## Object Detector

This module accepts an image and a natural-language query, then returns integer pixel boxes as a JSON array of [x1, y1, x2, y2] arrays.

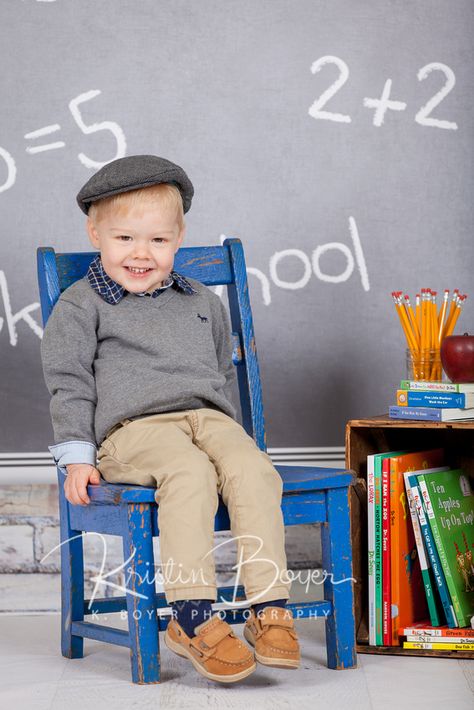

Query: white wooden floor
[[0, 610, 472, 710]]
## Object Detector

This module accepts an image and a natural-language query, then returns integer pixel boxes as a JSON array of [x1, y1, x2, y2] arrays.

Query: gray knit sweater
[[41, 275, 238, 470]]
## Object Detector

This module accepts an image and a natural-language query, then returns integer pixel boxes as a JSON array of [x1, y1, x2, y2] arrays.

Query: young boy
[[41, 155, 300, 683]]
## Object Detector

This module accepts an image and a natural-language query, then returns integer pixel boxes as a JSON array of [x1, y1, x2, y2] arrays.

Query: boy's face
[[86, 199, 185, 294]]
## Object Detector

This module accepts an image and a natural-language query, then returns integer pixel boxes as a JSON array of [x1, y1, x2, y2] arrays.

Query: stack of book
[[389, 379, 474, 421], [367, 448, 474, 650], [398, 623, 474, 651]]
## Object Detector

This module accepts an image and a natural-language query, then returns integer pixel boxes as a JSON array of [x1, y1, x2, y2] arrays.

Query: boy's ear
[[175, 224, 186, 252], [86, 217, 100, 248]]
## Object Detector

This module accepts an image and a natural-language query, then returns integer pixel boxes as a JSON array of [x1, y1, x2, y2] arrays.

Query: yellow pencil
[[445, 294, 466, 337], [404, 294, 420, 347], [443, 289, 459, 340], [415, 293, 421, 333], [431, 291, 438, 350], [438, 289, 449, 345], [393, 292, 418, 354]]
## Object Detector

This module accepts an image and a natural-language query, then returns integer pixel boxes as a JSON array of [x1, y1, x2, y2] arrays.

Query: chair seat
[[87, 465, 355, 505]]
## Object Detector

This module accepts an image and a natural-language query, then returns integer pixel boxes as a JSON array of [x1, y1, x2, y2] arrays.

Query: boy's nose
[[132, 245, 152, 258]]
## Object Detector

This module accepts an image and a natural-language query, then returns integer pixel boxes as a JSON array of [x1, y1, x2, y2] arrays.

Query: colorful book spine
[[367, 455, 376, 646], [389, 452, 441, 645], [417, 471, 474, 627], [404, 634, 474, 643], [400, 380, 474, 393], [374, 458, 383, 645], [382, 458, 392, 645], [407, 474, 458, 628], [389, 405, 474, 422], [396, 390, 474, 409], [403, 472, 441, 626], [400, 624, 474, 637], [403, 641, 474, 651]]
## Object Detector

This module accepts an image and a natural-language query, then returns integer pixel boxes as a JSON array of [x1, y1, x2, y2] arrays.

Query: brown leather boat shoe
[[243, 606, 300, 668], [164, 612, 256, 683]]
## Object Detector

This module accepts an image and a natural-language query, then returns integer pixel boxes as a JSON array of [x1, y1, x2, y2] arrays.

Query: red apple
[[441, 333, 474, 383]]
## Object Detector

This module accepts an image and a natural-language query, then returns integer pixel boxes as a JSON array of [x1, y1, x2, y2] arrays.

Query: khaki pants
[[97, 407, 291, 604]]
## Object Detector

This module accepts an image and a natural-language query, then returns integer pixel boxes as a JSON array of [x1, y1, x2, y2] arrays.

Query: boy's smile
[[86, 201, 185, 294]]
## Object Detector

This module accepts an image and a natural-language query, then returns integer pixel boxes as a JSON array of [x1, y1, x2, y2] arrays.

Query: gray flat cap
[[76, 155, 194, 214]]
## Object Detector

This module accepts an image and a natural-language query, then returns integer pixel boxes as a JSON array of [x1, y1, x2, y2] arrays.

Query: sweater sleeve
[[48, 440, 97, 478], [40, 295, 99, 446], [211, 294, 238, 411]]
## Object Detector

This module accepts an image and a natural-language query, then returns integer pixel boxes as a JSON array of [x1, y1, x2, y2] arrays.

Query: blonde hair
[[88, 183, 184, 229]]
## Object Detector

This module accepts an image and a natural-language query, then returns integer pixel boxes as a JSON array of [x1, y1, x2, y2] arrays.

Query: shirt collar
[[86, 253, 197, 305]]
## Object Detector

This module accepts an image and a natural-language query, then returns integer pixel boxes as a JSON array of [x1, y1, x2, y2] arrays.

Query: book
[[403, 469, 445, 627], [404, 634, 474, 643], [399, 622, 474, 637], [407, 473, 458, 628], [389, 405, 474, 422], [388, 451, 443, 645], [373, 453, 383, 645], [382, 458, 391, 645], [396, 389, 474, 409], [367, 454, 376, 646], [403, 641, 474, 650], [367, 450, 406, 645], [400, 380, 474, 393], [417, 469, 474, 627]]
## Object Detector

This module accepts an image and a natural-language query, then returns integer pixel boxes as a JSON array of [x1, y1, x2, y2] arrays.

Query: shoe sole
[[243, 625, 300, 669], [164, 628, 257, 683]]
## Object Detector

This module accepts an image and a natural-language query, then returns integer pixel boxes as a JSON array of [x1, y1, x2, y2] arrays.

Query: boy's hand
[[64, 464, 101, 506]]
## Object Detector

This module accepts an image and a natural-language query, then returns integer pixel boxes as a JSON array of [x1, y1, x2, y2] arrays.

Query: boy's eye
[[117, 236, 164, 243]]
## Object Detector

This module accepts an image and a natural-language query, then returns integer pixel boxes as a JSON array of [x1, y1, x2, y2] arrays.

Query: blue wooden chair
[[37, 238, 357, 684]]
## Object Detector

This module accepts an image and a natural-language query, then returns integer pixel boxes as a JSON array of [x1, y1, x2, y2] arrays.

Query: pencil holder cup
[[406, 348, 444, 382]]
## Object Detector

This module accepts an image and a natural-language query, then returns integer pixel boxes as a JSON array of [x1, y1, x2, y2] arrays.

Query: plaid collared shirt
[[86, 253, 197, 305]]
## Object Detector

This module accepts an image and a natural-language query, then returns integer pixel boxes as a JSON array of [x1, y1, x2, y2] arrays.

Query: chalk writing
[[309, 56, 458, 130], [0, 90, 126, 194], [0, 147, 16, 194]]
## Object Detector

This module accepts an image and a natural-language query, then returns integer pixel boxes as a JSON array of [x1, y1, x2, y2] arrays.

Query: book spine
[[382, 459, 392, 645], [403, 475, 441, 626], [417, 476, 465, 627], [404, 634, 474, 643], [408, 475, 458, 628], [396, 390, 469, 409], [389, 459, 401, 647], [367, 456, 376, 646], [401, 626, 474, 637], [403, 641, 474, 650], [374, 464, 383, 645], [400, 380, 460, 392], [389, 406, 441, 421]]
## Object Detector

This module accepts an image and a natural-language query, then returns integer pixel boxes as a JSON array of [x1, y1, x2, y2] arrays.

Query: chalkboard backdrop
[[1, 0, 473, 453]]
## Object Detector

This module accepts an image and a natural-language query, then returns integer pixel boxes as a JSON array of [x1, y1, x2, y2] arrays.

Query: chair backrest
[[36, 238, 267, 451]]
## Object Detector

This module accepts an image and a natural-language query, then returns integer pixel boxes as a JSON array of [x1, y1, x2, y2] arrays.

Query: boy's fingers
[[71, 476, 90, 505], [90, 469, 101, 485], [64, 479, 77, 505], [78, 479, 91, 505]]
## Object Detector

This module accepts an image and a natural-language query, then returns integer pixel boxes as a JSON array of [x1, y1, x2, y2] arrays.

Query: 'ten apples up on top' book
[[417, 468, 474, 627]]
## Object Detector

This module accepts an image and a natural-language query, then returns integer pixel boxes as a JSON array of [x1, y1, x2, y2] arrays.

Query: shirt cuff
[[48, 441, 97, 477]]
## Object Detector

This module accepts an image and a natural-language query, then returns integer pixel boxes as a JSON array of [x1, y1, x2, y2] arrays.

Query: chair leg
[[122, 503, 160, 684], [58, 472, 84, 659], [321, 486, 357, 669]]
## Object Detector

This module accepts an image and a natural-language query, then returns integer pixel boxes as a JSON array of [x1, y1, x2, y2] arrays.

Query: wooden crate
[[346, 414, 474, 659]]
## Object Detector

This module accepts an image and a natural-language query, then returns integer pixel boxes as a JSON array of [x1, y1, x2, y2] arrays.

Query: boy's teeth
[[128, 267, 150, 273]]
